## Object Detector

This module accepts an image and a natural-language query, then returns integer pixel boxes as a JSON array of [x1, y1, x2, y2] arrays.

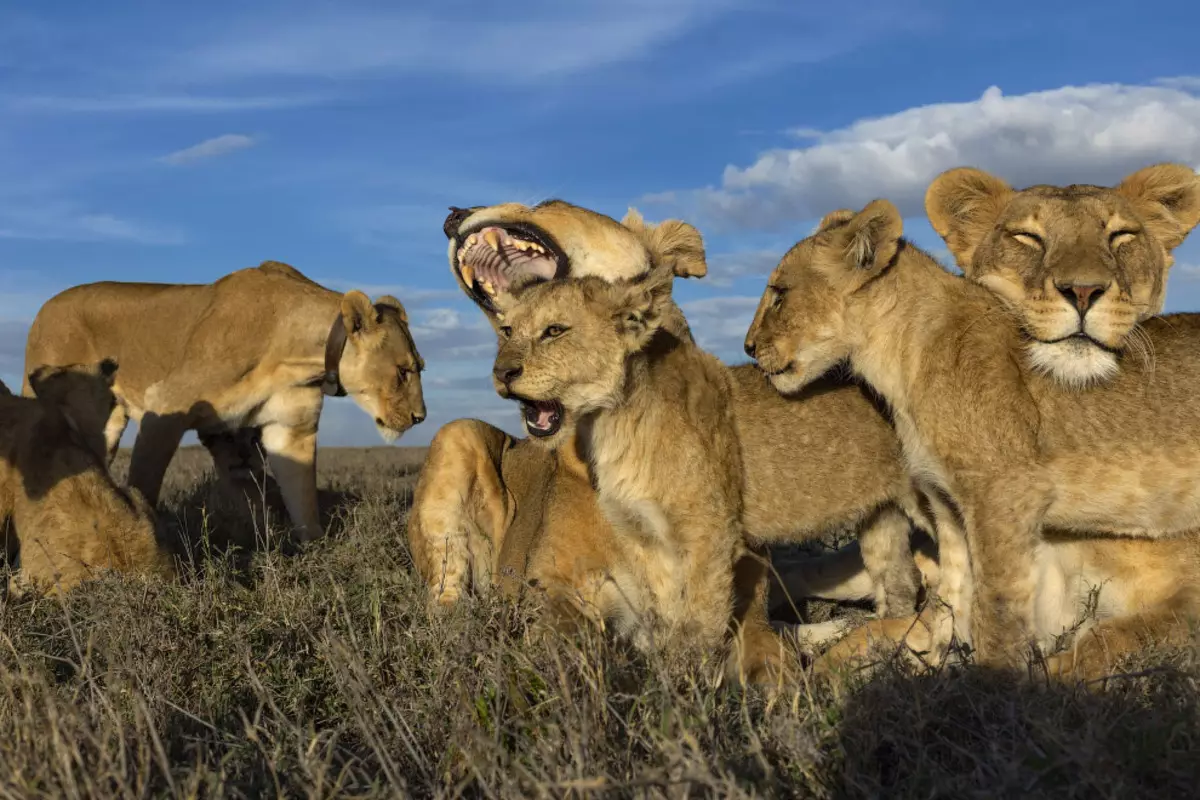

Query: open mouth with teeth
[[518, 398, 564, 438], [454, 224, 567, 312]]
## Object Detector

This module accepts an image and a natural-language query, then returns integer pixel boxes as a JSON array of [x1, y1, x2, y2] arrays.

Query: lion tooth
[[513, 239, 529, 251], [482, 280, 495, 295], [464, 234, 478, 250], [483, 230, 501, 252], [529, 242, 544, 253], [461, 263, 475, 286], [495, 312, 505, 321]]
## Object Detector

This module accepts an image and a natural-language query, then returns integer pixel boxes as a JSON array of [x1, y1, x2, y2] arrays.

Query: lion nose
[[744, 340, 757, 358], [412, 411, 425, 425], [1056, 282, 1106, 315], [444, 206, 473, 239], [493, 364, 523, 384]]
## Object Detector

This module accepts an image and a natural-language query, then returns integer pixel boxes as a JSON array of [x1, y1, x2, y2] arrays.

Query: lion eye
[[1011, 231, 1044, 249], [499, 325, 512, 339], [769, 287, 786, 308], [541, 324, 568, 340], [396, 367, 410, 383], [1109, 230, 1137, 249]]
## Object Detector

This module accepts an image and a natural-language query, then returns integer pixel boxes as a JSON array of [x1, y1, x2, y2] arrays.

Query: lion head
[[27, 358, 124, 462], [744, 203, 906, 394], [442, 200, 707, 339], [925, 163, 1200, 388], [332, 291, 427, 442], [489, 275, 671, 445]]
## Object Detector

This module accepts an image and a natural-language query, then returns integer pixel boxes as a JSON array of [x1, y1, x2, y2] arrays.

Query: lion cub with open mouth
[[492, 275, 744, 654]]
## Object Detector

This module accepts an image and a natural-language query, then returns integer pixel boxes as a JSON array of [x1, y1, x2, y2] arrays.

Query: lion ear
[[340, 290, 376, 335], [836, 200, 904, 273], [1116, 163, 1200, 252], [816, 209, 856, 233], [925, 167, 1014, 273], [622, 209, 707, 279], [97, 358, 119, 386], [374, 295, 409, 325]]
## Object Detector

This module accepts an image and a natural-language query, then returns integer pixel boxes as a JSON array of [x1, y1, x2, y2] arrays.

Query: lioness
[[410, 201, 927, 682], [925, 162, 1200, 387], [744, 198, 1200, 666], [491, 274, 745, 651], [24, 261, 426, 541], [2, 361, 176, 596]]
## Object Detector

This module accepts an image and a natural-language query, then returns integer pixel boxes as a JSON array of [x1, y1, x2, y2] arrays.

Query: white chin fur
[[376, 425, 401, 444], [1026, 340, 1119, 389], [768, 370, 811, 396]]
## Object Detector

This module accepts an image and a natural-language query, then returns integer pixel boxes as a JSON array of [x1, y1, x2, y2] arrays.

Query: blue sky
[[3, 0, 1199, 446]]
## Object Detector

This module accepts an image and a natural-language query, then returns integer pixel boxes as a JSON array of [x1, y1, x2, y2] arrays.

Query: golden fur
[[2, 361, 176, 596], [23, 261, 426, 541], [925, 163, 1200, 388], [491, 275, 745, 651], [409, 200, 927, 684], [746, 198, 1200, 669]]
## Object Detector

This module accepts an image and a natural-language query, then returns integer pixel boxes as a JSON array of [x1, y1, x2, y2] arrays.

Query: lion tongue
[[523, 401, 560, 431]]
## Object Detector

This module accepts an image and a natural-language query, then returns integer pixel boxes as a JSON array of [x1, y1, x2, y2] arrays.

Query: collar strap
[[322, 314, 349, 397]]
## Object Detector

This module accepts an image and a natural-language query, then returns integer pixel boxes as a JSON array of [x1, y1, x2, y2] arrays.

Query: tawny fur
[[746, 198, 1200, 668], [2, 362, 176, 597], [409, 200, 926, 685], [925, 163, 1200, 388], [23, 261, 426, 541], [491, 276, 746, 651]]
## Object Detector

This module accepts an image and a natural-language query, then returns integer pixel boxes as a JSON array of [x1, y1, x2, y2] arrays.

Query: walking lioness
[[24, 261, 427, 541], [745, 198, 1200, 667], [491, 274, 746, 651]]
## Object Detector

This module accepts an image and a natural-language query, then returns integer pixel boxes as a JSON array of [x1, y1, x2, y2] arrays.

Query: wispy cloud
[[4, 94, 322, 114], [0, 203, 185, 245], [648, 80, 1200, 232], [176, 1, 737, 85], [160, 134, 257, 165]]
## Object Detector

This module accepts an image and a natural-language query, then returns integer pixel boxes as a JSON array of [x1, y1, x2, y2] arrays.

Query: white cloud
[[160, 134, 256, 166], [649, 81, 1200, 232], [680, 295, 761, 360], [706, 249, 784, 287]]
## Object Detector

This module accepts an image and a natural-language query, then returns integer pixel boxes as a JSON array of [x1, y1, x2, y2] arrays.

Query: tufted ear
[[622, 208, 708, 279], [1116, 163, 1200, 252], [374, 295, 409, 325], [925, 167, 1014, 273], [833, 199, 904, 273], [816, 209, 856, 232], [341, 290, 377, 335]]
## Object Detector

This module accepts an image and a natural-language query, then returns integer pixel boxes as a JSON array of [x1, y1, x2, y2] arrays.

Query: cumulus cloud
[[160, 134, 256, 165], [705, 249, 785, 286], [648, 81, 1200, 232], [679, 295, 761, 361]]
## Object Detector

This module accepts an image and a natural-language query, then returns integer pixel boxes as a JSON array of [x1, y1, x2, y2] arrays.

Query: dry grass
[[0, 446, 1196, 799]]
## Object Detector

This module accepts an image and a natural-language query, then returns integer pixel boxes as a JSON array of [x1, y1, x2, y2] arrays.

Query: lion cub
[[492, 275, 744, 652], [2, 361, 175, 597], [745, 199, 1200, 667]]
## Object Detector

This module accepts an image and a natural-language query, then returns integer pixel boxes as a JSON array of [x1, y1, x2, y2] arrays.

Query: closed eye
[[1009, 230, 1044, 249], [541, 324, 568, 340], [1109, 229, 1138, 248], [499, 325, 512, 339], [768, 286, 785, 309]]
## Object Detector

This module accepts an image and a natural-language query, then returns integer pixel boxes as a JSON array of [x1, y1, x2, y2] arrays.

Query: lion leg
[[810, 610, 941, 678], [259, 422, 321, 543], [103, 402, 130, 465], [407, 419, 513, 607], [727, 547, 793, 687], [769, 540, 876, 618], [858, 504, 920, 617], [1045, 587, 1200, 683], [959, 481, 1048, 668], [126, 411, 190, 506]]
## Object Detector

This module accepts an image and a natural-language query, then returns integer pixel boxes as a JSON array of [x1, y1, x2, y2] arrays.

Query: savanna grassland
[[0, 445, 1197, 799]]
